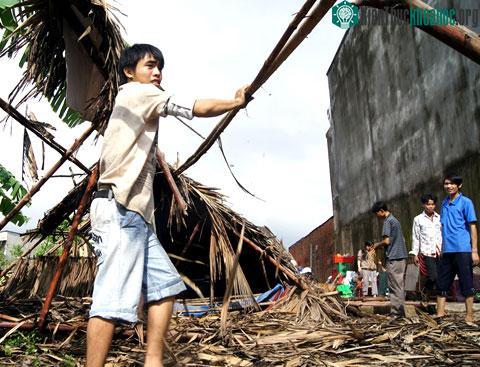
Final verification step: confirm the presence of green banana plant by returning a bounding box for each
[0,164,29,226]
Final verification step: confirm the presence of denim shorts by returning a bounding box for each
[89,197,186,323]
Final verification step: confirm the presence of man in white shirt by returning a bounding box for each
[410,194,442,297]
[86,44,249,367]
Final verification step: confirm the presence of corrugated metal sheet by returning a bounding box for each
[288,217,334,282]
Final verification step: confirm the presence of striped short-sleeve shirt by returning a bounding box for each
[382,214,408,260]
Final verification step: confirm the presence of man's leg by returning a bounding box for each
[465,296,475,323]
[371,270,378,296]
[455,252,475,322]
[361,269,369,296]
[142,226,187,367]
[88,200,147,364]
[424,256,438,293]
[386,259,406,316]
[436,296,446,317]
[436,253,455,317]
[144,297,175,367]
[86,317,115,367]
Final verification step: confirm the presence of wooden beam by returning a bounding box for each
[0,98,90,174]
[37,166,98,330]
[0,124,96,231]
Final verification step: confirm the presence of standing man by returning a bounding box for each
[437,174,479,323]
[372,201,408,317]
[410,194,442,299]
[86,44,249,367]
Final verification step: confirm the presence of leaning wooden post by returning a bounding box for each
[156,149,187,212]
[174,0,336,175]
[175,221,202,266]
[401,0,480,64]
[235,232,306,290]
[0,98,91,174]
[0,124,96,232]
[352,0,480,65]
[37,165,98,331]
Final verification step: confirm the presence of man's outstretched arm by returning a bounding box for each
[193,85,250,117]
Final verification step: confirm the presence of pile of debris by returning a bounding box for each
[0,284,479,366]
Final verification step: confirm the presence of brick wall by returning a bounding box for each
[289,217,334,282]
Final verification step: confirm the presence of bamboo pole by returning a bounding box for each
[401,0,480,65]
[0,98,90,174]
[0,123,96,232]
[175,0,331,175]
[175,221,202,266]
[262,0,337,81]
[236,232,306,290]
[156,149,187,212]
[37,166,98,331]
[0,321,135,338]
[353,0,480,65]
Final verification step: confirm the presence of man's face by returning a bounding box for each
[374,210,385,218]
[444,179,461,196]
[423,199,436,215]
[124,54,162,88]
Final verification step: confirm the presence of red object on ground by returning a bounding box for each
[333,255,355,264]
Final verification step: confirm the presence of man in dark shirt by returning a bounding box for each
[372,201,408,317]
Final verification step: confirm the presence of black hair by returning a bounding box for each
[443,173,463,186]
[371,201,388,213]
[364,240,373,247]
[118,44,164,85]
[421,193,437,204]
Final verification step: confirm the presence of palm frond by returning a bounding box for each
[0,0,125,131]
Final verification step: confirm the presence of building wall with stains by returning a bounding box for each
[326,0,480,256]
[289,217,334,282]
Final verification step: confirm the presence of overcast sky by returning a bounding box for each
[0,1,345,246]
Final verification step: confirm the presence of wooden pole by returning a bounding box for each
[401,0,480,65]
[0,123,96,232]
[236,232,306,290]
[37,166,98,331]
[353,0,480,65]
[263,0,337,80]
[174,0,333,175]
[156,149,187,213]
[0,98,90,174]
[175,221,202,266]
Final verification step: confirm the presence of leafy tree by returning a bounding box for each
[9,243,22,258]
[0,164,29,226]
[0,251,8,269]
[34,219,82,257]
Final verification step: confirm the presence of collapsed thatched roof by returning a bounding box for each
[25,166,299,299]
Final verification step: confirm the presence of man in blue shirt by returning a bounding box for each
[437,174,479,323]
